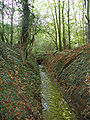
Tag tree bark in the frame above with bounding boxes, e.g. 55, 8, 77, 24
58, 0, 62, 51
68, 0, 71, 49
21, 0, 30, 61
47, 0, 58, 51
10, 0, 14, 45
1, 0, 4, 42
88, 23, 90, 43
54, 20, 58, 51
53, 0, 60, 50
21, 0, 30, 44
62, 0, 66, 49
82, 3, 85, 44
87, 0, 90, 43
53, 0, 62, 51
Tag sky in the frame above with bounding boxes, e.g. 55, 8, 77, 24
34, 0, 84, 23
0, 0, 20, 25
0, 0, 86, 25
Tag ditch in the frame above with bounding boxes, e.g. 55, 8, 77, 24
39, 65, 79, 120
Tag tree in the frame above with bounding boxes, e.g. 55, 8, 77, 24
58, 0, 62, 51
68, 0, 71, 49
1, 0, 4, 42
10, 0, 14, 45
82, 2, 85, 44
84, 0, 90, 43
21, 0, 30, 44
87, 0, 90, 43
47, 0, 58, 51
53, 0, 62, 51
62, 0, 66, 49
21, 0, 30, 62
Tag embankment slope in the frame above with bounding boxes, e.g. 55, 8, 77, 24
43, 44, 90, 120
0, 42, 42, 120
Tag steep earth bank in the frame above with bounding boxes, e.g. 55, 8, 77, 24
42, 44, 90, 120
0, 42, 43, 120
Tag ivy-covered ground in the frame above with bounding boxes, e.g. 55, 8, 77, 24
0, 42, 43, 120
42, 44, 90, 120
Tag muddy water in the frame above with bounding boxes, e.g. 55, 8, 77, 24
39, 65, 78, 120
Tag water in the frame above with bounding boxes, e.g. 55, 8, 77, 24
39, 65, 78, 120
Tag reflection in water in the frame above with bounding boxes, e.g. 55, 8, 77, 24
39, 65, 78, 120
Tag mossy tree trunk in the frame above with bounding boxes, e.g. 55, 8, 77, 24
21, 0, 30, 62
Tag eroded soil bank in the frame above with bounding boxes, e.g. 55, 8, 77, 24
42, 44, 90, 120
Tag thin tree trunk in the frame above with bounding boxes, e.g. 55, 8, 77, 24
87, 0, 89, 20
10, 0, 14, 45
34, 37, 37, 73
72, 1, 79, 46
1, 0, 4, 42
53, 0, 62, 51
6, 0, 10, 43
6, 22, 9, 43
53, 0, 59, 50
54, 21, 58, 51
53, 0, 58, 29
62, 0, 66, 49
68, 0, 71, 49
87, 0, 90, 43
52, 10, 58, 51
58, 0, 62, 51
82, 3, 85, 44
47, 0, 58, 51
88, 23, 90, 43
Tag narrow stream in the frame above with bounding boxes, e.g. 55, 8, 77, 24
39, 65, 78, 120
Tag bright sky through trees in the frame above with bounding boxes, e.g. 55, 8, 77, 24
0, 0, 85, 25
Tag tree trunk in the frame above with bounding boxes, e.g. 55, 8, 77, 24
62, 0, 66, 49
10, 0, 14, 45
21, 0, 30, 61
1, 0, 4, 42
48, 0, 58, 51
68, 0, 71, 49
52, 8, 58, 51
88, 23, 90, 43
53, 0, 60, 50
82, 3, 85, 44
53, 0, 62, 51
58, 0, 62, 51
87, 0, 90, 43
53, 0, 58, 28
55, 22, 58, 51
21, 0, 30, 44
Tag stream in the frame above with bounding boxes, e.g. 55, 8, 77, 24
39, 65, 78, 120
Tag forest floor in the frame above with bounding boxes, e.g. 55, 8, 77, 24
0, 42, 43, 120
42, 43, 90, 120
